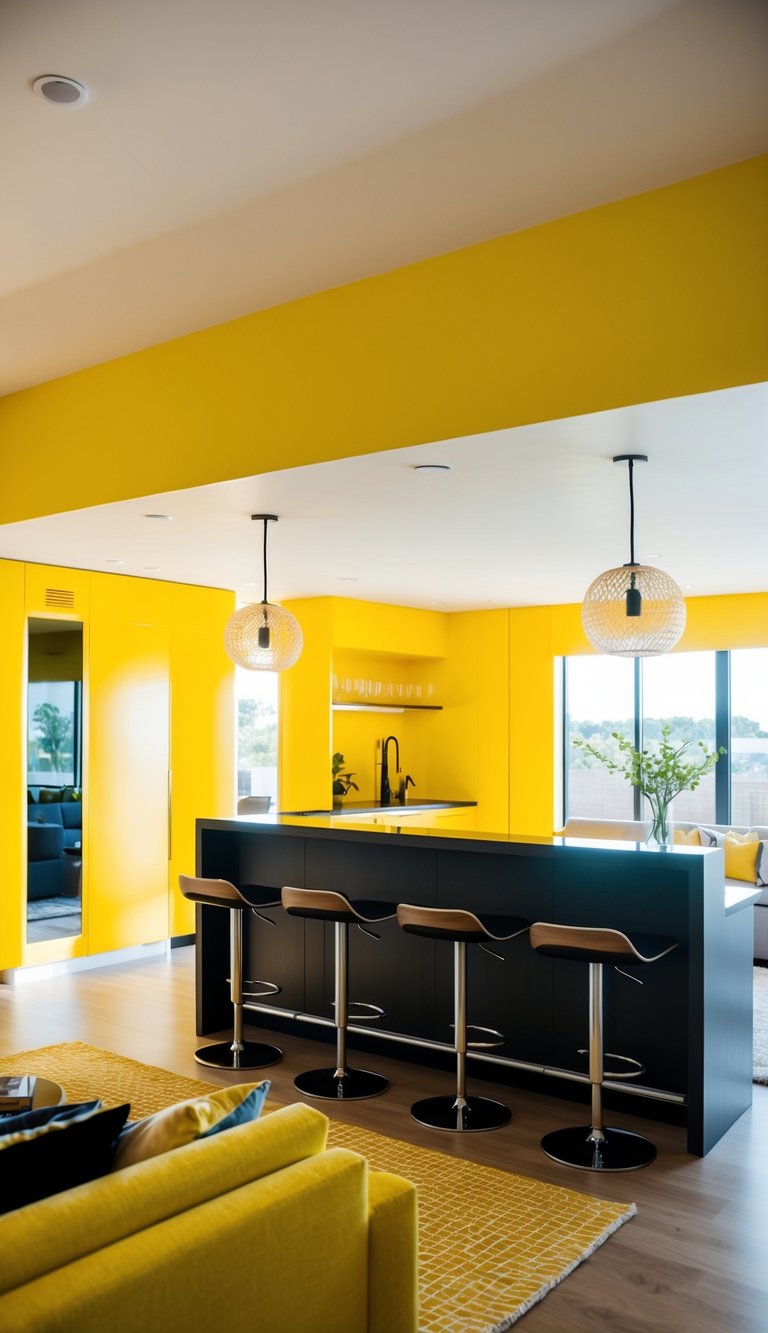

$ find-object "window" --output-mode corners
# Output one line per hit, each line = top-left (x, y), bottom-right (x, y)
(563, 648), (767, 828)
(236, 668), (278, 810)
(566, 655), (635, 819)
(642, 651), (716, 825)
(730, 648), (768, 827)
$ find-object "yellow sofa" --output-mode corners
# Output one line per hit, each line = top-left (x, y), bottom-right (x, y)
(0, 1102), (418, 1333)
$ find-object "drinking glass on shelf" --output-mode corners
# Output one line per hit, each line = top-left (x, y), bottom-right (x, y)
(353, 677), (365, 702)
(332, 674), (340, 703)
(413, 684), (423, 702)
(340, 676), (353, 701)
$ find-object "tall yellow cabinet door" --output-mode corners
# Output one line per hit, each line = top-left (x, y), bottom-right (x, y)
(169, 584), (235, 938)
(89, 575), (171, 952)
(0, 561), (25, 971)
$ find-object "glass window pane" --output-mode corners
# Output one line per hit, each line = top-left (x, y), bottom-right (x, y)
(642, 651), (716, 825)
(236, 667), (278, 811)
(567, 656), (635, 819)
(28, 680), (77, 786)
(730, 648), (768, 828)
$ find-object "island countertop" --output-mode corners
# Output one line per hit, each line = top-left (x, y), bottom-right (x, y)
(194, 817), (754, 1156)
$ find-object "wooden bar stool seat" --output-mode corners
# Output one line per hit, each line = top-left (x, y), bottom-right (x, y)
(530, 921), (678, 1171)
(282, 886), (397, 1100)
(179, 874), (283, 1071)
(397, 903), (529, 1132)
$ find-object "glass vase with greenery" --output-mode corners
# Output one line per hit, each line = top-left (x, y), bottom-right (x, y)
(572, 723), (725, 845)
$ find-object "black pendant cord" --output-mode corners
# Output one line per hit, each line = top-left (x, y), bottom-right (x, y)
(261, 518), (269, 605)
(627, 459), (637, 566)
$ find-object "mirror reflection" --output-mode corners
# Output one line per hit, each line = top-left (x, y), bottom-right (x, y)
(26, 618), (83, 943)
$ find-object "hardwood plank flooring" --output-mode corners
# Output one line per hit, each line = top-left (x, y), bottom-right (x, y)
(1, 946), (765, 1332)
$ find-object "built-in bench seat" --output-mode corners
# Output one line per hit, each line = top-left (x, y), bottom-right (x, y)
(558, 817), (767, 962)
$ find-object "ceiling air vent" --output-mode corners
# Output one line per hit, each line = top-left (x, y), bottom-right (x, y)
(44, 587), (76, 609)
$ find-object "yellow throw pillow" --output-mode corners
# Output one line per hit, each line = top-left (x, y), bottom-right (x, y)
(723, 835), (760, 883)
(113, 1081), (270, 1170)
(674, 828), (701, 845)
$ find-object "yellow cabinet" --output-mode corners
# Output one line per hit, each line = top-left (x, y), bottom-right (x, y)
(88, 575), (171, 953)
(169, 584), (235, 937)
(0, 562), (25, 972)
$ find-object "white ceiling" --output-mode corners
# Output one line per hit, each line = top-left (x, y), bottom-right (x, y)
(1, 382), (766, 610)
(1, 0), (767, 396)
(1, 2), (766, 612)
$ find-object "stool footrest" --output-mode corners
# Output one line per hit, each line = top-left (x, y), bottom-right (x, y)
(576, 1049), (646, 1080)
(333, 1000), (385, 1023)
(242, 979), (282, 1000)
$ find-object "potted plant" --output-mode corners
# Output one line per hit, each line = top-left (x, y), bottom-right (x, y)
(332, 752), (359, 807)
(572, 723), (725, 845)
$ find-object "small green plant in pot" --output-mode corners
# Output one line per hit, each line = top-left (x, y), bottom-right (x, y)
(572, 723), (725, 845)
(332, 752), (359, 805)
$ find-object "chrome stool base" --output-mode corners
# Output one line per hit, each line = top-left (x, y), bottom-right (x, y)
(541, 1125), (656, 1172)
(194, 1039), (282, 1071)
(294, 1067), (389, 1100)
(411, 1093), (512, 1133)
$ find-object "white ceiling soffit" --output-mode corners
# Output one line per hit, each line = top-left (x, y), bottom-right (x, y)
(1, 382), (766, 612)
(1, 0), (767, 395)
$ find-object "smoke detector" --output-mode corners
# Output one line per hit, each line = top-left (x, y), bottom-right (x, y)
(33, 75), (89, 108)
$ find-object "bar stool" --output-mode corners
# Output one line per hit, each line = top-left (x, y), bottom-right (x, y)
(179, 874), (283, 1070)
(281, 886), (397, 1100)
(396, 904), (529, 1132)
(530, 922), (678, 1171)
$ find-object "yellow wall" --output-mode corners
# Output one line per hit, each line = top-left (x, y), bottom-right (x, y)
(0, 558), (234, 970)
(1, 157), (766, 524)
(169, 584), (236, 936)
(280, 590), (768, 843)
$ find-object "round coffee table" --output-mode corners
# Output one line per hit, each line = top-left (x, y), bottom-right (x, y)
(32, 1077), (65, 1109)
(0, 1078), (64, 1118)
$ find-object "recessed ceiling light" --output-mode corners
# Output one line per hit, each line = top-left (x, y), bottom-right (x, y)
(143, 566), (160, 572)
(414, 464), (452, 473)
(33, 75), (89, 108)
(339, 577), (359, 582)
(143, 513), (173, 520)
(103, 559), (124, 565)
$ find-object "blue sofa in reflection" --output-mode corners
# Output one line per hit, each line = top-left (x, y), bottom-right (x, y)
(27, 794), (81, 901)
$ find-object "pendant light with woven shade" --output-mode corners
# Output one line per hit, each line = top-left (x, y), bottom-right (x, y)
(581, 455), (686, 657)
(224, 514), (303, 671)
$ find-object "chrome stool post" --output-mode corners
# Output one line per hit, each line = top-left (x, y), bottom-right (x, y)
(179, 874), (283, 1070)
(397, 904), (529, 1132)
(530, 922), (678, 1171)
(282, 886), (397, 1100)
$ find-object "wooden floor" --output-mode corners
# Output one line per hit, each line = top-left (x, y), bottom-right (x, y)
(1, 946), (766, 1332)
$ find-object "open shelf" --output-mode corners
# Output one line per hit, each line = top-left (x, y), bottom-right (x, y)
(332, 702), (442, 713)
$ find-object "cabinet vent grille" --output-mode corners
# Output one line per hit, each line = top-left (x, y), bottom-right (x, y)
(44, 588), (76, 609)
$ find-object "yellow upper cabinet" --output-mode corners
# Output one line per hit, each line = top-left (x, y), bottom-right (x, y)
(88, 574), (171, 954)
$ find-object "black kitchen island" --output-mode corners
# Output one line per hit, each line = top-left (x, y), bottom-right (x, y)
(194, 815), (758, 1156)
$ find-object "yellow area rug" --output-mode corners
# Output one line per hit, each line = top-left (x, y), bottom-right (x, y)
(0, 1042), (636, 1333)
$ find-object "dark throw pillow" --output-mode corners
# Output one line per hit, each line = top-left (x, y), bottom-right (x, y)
(0, 1101), (131, 1214)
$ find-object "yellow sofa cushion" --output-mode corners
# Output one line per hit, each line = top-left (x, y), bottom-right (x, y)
(0, 1150), (377, 1333)
(674, 828), (701, 845)
(0, 1103), (329, 1296)
(113, 1081), (269, 1170)
(723, 835), (760, 882)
